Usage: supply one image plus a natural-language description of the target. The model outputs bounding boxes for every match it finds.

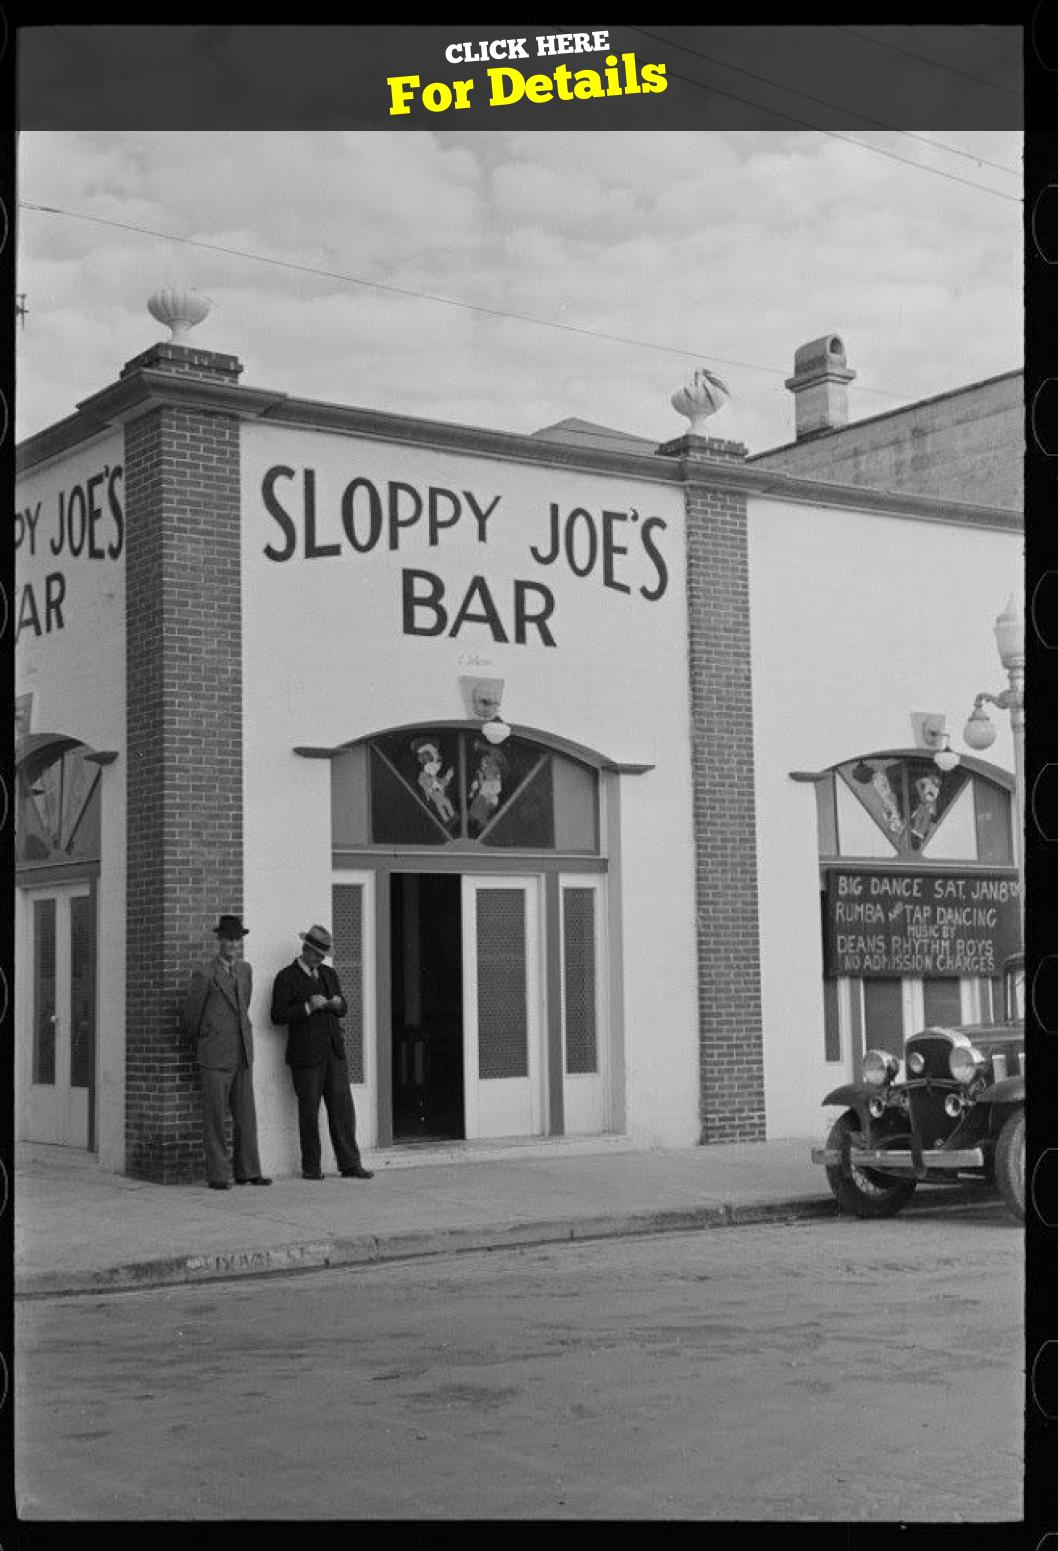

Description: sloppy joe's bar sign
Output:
[259,464,671,648]
[14,460,125,641]
[823,868,1021,977]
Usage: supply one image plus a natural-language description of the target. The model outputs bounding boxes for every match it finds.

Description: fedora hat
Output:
[214,914,249,938]
[300,924,333,957]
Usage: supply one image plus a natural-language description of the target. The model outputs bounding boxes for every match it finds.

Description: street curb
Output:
[14,1194,837,1298]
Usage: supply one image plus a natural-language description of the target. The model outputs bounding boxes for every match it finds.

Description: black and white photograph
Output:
[7,22,1035,1532]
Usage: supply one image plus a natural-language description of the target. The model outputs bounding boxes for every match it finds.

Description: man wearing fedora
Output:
[182,914,271,1190]
[270,924,373,1182]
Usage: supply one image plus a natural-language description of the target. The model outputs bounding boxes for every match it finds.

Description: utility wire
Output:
[19,199,908,398]
[18,199,1017,407]
[836,25,1022,97]
[654,60,1020,203]
[626,26,1020,176]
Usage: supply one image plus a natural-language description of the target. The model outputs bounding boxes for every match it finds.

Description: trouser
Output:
[200,1063,263,1184]
[290,1052,362,1175]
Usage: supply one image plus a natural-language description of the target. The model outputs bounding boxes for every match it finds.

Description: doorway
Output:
[387,870,547,1142]
[21,881,96,1147]
[390,874,465,1140]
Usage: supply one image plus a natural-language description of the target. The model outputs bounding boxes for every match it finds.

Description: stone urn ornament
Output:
[147,286,212,343]
[671,366,732,433]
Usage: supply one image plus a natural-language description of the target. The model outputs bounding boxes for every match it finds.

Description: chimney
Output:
[785,335,856,440]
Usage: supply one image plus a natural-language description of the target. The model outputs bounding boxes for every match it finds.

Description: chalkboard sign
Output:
[823,867,1021,977]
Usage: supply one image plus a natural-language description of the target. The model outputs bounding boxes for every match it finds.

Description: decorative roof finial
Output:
[147,286,211,344]
[671,367,731,434]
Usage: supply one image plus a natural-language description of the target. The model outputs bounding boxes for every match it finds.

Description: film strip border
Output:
[1030,12,1058,1547]
[0,4,14,1544]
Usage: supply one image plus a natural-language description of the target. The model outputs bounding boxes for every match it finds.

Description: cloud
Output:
[16,128,1022,454]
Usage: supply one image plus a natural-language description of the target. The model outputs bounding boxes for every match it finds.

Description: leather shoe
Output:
[208,1181,232,1190]
[302,1171,325,1180]
[341,1165,374,1180]
[236,1176,272,1186]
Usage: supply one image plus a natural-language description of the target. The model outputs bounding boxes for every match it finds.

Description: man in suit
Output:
[182,914,271,1190]
[270,923,373,1182]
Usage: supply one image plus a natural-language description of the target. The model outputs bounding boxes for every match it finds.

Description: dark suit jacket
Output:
[182,957,254,1070]
[270,960,349,1068]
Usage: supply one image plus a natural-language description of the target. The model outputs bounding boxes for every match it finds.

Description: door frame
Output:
[339,852,610,1147]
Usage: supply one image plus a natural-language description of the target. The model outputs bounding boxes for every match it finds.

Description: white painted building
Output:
[13,302,1022,1179]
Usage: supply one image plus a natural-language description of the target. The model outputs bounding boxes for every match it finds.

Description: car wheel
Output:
[994,1109,1025,1222]
[824,1110,917,1219]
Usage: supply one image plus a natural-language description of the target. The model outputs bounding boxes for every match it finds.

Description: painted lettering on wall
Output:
[14,465,124,642]
[260,465,671,647]
[823,868,1021,976]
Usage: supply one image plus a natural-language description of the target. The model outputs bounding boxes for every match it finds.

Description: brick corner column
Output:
[123,343,245,1182]
[669,432,767,1144]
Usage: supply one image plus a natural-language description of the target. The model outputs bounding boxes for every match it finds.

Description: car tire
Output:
[824,1110,917,1219]
[994,1108,1025,1222]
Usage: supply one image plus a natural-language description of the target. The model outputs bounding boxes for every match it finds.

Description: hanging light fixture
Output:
[932,732,960,773]
[460,675,512,745]
[481,716,511,746]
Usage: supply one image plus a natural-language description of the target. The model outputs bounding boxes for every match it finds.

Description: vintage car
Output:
[812,955,1025,1220]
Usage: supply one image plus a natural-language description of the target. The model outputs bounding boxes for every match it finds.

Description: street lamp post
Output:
[960,594,1025,929]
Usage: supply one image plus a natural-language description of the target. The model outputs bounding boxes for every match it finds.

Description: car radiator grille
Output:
[905,1084,960,1148]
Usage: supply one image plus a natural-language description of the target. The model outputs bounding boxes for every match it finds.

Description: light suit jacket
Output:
[182,956,255,1070]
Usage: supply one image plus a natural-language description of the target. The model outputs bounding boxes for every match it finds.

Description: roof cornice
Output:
[17,374,1021,532]
[16,371,289,472]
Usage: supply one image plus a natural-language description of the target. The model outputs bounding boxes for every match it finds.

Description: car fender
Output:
[977,1075,1024,1106]
[822,1084,871,1124]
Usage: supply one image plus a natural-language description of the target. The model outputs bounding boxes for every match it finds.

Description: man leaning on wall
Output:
[182,914,271,1190]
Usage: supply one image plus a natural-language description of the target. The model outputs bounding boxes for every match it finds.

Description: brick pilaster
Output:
[672,434,767,1143]
[123,347,244,1182]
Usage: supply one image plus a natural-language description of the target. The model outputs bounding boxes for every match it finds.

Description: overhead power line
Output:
[627,26,1020,176]
[650,60,1021,203]
[836,25,1022,97]
[18,200,1014,408]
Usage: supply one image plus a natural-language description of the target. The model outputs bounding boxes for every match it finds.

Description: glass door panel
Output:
[23,883,93,1147]
[462,876,542,1138]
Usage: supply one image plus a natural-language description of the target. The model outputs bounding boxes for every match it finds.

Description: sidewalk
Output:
[14,1134,841,1298]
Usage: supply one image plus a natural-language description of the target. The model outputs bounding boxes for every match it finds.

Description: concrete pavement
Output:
[12,1132,988,1298]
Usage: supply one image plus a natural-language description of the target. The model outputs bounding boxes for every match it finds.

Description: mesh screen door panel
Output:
[332,883,365,1083]
[476,889,528,1079]
[33,896,57,1086]
[563,887,598,1074]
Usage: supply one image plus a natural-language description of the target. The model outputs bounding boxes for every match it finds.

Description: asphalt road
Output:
[15,1201,1022,1521]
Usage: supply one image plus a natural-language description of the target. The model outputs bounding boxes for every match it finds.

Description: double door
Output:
[336,868,608,1144]
[21,882,96,1148]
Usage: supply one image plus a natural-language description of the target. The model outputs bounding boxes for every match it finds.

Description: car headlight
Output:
[906,1050,925,1075]
[862,1049,899,1087]
[949,1045,985,1085]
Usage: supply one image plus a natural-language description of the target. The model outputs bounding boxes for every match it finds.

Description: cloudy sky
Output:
[15,128,1022,454]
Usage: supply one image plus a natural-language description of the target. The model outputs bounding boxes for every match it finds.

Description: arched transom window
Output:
[331,729,600,854]
[813,752,1013,865]
[16,740,102,870]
